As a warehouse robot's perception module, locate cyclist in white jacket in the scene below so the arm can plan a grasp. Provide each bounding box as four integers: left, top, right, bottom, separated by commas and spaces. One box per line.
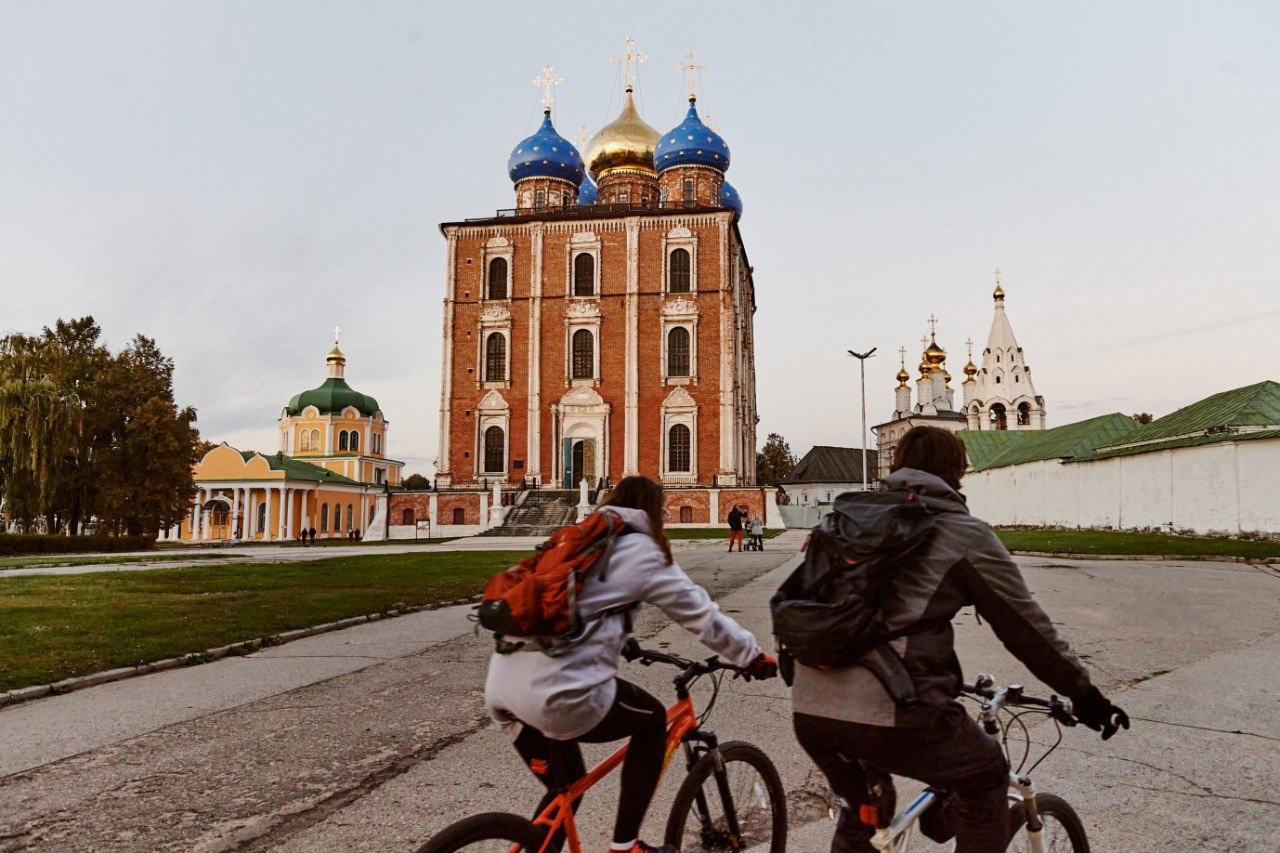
485, 475, 777, 853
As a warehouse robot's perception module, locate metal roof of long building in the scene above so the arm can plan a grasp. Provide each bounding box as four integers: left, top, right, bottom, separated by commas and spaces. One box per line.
1092, 380, 1280, 453
960, 413, 1138, 472
781, 446, 877, 484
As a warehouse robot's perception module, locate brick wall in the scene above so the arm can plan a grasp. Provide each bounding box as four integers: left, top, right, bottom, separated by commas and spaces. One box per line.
663, 489, 711, 524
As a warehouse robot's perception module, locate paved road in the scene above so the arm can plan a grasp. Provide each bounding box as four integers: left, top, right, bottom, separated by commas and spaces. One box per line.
1, 534, 1277, 851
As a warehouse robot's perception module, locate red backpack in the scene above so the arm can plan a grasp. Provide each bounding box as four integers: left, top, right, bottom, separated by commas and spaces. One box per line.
477, 511, 634, 655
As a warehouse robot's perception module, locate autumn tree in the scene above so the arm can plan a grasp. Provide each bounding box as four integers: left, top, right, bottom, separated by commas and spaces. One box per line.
755, 433, 797, 486
402, 473, 431, 490
1132, 412, 1154, 424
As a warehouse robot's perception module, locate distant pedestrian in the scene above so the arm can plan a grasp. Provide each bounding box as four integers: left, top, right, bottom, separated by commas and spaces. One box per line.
727, 505, 744, 552
353, 527, 361, 541
750, 513, 764, 551
308, 526, 317, 544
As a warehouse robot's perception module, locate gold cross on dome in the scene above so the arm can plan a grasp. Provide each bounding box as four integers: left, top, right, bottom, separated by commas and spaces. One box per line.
612, 36, 647, 88
332, 325, 342, 345
533, 64, 563, 111
928, 313, 939, 339
677, 50, 706, 97
899, 346, 907, 366
994, 266, 1002, 285
966, 337, 974, 358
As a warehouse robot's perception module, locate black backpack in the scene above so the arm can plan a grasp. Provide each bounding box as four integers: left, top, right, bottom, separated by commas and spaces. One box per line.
770, 488, 940, 705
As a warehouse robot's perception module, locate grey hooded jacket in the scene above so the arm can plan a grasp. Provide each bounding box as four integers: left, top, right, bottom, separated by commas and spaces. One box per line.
791, 468, 1093, 727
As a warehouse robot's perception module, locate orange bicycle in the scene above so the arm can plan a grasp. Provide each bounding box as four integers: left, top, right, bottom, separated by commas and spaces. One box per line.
418, 640, 787, 853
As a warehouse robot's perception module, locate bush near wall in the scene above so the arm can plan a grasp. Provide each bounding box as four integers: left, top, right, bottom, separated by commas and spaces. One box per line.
0, 534, 155, 557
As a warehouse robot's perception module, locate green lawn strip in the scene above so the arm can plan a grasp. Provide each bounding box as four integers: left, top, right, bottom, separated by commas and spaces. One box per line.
0, 552, 231, 571
665, 528, 784, 540
996, 528, 1280, 561
0, 550, 528, 693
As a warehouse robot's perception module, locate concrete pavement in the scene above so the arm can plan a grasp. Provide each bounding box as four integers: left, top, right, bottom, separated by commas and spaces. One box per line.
1, 534, 1278, 851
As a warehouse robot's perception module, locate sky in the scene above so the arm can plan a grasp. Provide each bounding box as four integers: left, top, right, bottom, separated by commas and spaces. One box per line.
2, 1, 1278, 475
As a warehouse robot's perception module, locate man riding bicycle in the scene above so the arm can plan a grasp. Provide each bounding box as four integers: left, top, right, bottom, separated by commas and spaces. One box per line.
790, 426, 1128, 852
485, 476, 777, 853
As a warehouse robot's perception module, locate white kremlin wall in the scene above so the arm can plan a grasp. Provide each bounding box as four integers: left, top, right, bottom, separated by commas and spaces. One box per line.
963, 437, 1280, 536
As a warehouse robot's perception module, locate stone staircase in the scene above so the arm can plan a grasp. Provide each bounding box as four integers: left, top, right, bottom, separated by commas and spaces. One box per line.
484, 490, 580, 537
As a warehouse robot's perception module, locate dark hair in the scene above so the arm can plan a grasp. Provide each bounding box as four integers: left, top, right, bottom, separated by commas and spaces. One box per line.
891, 426, 969, 491
598, 475, 674, 566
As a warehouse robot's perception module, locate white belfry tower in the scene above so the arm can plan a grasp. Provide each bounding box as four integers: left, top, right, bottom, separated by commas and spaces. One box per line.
963, 271, 1046, 430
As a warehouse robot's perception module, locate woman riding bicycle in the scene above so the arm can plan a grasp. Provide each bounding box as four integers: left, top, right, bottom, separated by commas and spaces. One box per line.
485, 475, 777, 853
790, 426, 1128, 853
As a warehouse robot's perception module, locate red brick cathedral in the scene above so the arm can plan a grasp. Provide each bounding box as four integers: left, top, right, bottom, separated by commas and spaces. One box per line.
435, 71, 758, 499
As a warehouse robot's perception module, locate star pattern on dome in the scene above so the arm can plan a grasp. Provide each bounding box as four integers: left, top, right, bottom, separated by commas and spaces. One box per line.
655, 97, 730, 175
507, 110, 585, 187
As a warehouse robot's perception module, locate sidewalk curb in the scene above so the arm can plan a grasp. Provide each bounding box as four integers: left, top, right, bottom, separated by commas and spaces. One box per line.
1010, 550, 1280, 566
0, 594, 483, 711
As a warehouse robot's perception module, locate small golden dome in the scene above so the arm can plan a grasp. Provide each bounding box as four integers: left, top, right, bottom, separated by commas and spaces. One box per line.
585, 87, 660, 180
963, 359, 978, 378
896, 366, 910, 385
924, 337, 947, 366
993, 283, 1005, 302
327, 344, 345, 364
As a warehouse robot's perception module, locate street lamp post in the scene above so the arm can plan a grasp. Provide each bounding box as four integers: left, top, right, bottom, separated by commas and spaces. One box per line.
848, 348, 877, 490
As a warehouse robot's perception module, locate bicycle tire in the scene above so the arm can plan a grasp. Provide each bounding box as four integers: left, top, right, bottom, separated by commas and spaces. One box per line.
417, 812, 546, 853
664, 740, 787, 852
1005, 793, 1090, 853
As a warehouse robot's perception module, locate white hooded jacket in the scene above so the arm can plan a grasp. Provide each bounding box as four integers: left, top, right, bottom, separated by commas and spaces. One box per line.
484, 506, 762, 741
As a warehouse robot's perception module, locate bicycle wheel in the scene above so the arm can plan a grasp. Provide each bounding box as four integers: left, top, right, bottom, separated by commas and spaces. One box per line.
417, 812, 547, 853
1005, 794, 1089, 853
664, 741, 787, 852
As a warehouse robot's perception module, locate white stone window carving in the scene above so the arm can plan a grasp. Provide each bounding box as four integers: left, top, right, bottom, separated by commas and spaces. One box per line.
663, 226, 697, 294
661, 297, 699, 384
565, 299, 602, 384
660, 386, 698, 485
476, 390, 511, 479
478, 304, 512, 390
483, 236, 513, 302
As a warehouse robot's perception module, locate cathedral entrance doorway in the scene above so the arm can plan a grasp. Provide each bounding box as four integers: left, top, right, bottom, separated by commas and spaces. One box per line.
563, 438, 596, 489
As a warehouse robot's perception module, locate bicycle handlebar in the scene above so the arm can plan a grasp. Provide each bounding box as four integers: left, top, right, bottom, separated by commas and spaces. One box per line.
961, 673, 1076, 726
620, 639, 746, 690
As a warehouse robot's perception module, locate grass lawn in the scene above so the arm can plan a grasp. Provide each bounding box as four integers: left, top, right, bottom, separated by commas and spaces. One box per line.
996, 528, 1280, 561
665, 528, 784, 540
0, 550, 528, 693
0, 552, 231, 571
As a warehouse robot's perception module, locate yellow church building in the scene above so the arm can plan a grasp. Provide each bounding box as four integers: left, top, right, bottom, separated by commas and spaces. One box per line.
170, 336, 403, 542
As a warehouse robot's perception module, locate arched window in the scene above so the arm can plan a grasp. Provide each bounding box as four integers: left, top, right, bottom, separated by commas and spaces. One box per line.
995, 375, 1002, 384
667, 327, 691, 377
372, 433, 381, 454
1017, 402, 1031, 426
311, 429, 321, 450
668, 424, 691, 472
299, 430, 311, 451
990, 404, 1008, 431
402, 508, 414, 526
682, 178, 695, 205
484, 426, 505, 473
452, 506, 466, 525
485, 333, 507, 382
320, 504, 329, 532
571, 329, 594, 379
573, 253, 595, 296
350, 431, 359, 453
347, 504, 355, 529
487, 257, 508, 300
338, 431, 349, 451
334, 503, 342, 532
668, 248, 691, 293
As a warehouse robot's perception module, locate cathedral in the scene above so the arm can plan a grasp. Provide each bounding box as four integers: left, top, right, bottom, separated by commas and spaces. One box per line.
874, 274, 1046, 474
432, 50, 759, 507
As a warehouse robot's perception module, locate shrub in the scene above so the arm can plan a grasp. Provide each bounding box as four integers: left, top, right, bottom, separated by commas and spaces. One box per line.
0, 534, 155, 556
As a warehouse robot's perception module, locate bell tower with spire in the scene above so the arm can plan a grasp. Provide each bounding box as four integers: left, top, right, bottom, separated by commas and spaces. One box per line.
965, 270, 1046, 430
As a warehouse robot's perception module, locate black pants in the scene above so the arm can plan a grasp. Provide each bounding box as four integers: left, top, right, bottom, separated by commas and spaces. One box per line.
794, 705, 1010, 853
515, 678, 667, 845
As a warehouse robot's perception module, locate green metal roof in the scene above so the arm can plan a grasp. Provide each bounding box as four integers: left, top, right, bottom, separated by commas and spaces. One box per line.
1086, 427, 1280, 462
960, 413, 1138, 472
240, 451, 363, 485
285, 377, 380, 418
958, 430, 1028, 470
1094, 381, 1280, 451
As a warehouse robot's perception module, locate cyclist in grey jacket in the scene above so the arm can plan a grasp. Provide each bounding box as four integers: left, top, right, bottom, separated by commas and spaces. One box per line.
486, 475, 776, 853
793, 426, 1127, 853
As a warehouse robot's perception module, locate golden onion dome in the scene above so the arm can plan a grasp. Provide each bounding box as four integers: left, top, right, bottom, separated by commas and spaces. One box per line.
994, 282, 1006, 302
963, 359, 978, 378
924, 338, 947, 366
326, 344, 345, 364
896, 366, 910, 386
585, 86, 660, 180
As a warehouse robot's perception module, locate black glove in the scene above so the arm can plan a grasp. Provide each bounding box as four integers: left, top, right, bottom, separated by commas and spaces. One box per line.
743, 653, 778, 681
1072, 686, 1129, 740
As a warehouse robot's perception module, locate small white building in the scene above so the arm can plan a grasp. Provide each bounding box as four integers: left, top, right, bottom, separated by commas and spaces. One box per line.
961, 381, 1280, 536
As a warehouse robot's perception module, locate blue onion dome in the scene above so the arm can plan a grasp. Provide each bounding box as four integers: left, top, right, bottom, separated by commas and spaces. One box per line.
655, 96, 730, 174
508, 109, 585, 186
577, 175, 598, 205
720, 180, 743, 219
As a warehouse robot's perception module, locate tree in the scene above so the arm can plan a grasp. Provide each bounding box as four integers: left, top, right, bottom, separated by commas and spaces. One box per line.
402, 473, 431, 490
1132, 412, 1154, 424
755, 433, 797, 486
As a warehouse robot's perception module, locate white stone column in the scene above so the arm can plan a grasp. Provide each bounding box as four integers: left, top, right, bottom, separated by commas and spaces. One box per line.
202, 488, 213, 540
624, 218, 640, 476
190, 496, 200, 541
264, 488, 274, 541
428, 493, 438, 533
529, 224, 543, 483
709, 489, 720, 527
285, 488, 295, 539
437, 229, 458, 486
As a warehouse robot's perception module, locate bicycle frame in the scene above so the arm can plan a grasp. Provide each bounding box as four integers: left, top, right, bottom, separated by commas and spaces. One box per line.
867, 772, 1041, 853
524, 695, 702, 853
